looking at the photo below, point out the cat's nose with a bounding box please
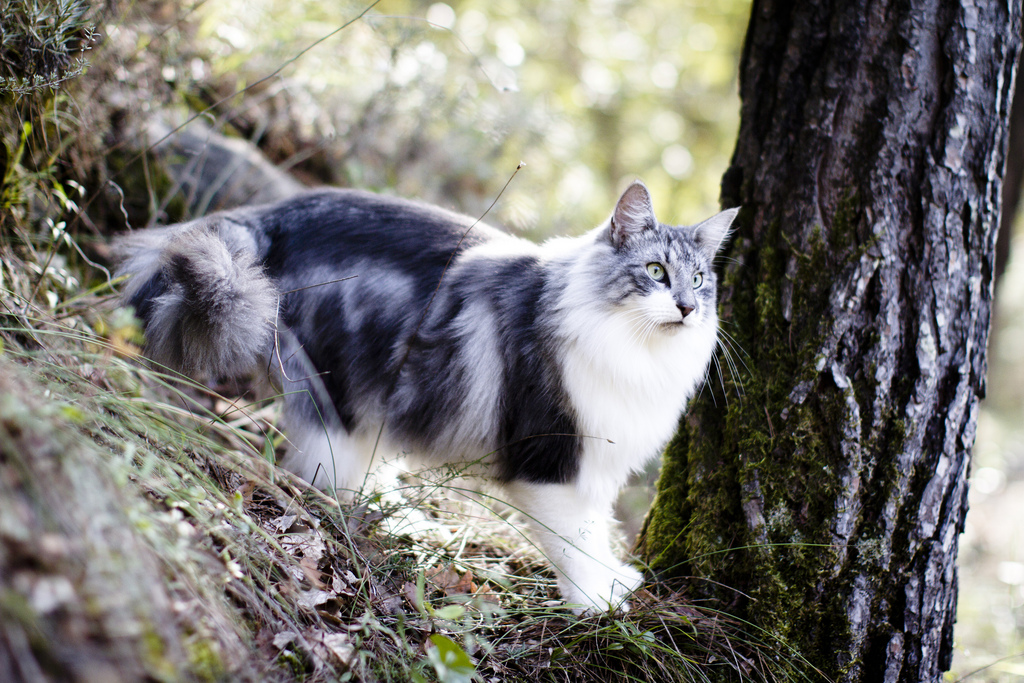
[678,304,694,318]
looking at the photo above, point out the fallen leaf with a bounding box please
[234,479,256,505]
[378,589,404,615]
[427,565,458,593]
[427,565,475,596]
[331,570,357,598]
[403,581,421,610]
[452,568,476,595]
[297,588,335,611]
[299,556,327,588]
[272,631,298,650]
[320,632,355,667]
[274,515,298,533]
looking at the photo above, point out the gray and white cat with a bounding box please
[114,181,736,612]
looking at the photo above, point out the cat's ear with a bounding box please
[692,208,739,260]
[609,181,656,249]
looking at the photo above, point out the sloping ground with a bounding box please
[0,275,808,682]
[0,357,266,681]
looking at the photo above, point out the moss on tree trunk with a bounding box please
[637,2,1022,681]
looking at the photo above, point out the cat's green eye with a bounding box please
[646,263,666,282]
[693,272,704,289]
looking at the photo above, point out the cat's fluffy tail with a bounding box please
[113,218,278,380]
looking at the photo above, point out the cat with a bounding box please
[114,180,736,612]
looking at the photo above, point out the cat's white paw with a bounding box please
[561,562,644,614]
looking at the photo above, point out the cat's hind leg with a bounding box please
[276,419,377,497]
[267,330,382,497]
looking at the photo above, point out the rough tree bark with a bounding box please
[637,2,1021,682]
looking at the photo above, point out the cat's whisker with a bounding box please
[617,309,651,325]
[631,319,657,348]
[697,367,715,405]
[710,349,728,406]
[642,317,665,345]
[717,329,752,394]
[621,310,657,328]
[699,361,715,405]
[718,328,751,366]
[622,318,652,339]
[720,345,745,397]
[712,342,742,399]
[617,309,644,320]
[620,314,647,347]
[623,311,660,348]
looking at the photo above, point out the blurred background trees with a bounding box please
[137,0,747,233]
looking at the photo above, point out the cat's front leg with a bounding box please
[502,481,643,613]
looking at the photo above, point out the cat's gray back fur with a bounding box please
[243,191,567,475]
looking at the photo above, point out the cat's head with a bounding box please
[597,180,737,337]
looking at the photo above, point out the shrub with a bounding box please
[0,0,98,96]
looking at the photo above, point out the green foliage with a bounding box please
[0,121,32,212]
[425,634,476,683]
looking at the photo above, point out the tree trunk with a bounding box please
[637,2,1021,681]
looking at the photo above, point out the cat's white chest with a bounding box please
[559,318,717,504]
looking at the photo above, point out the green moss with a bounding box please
[140,625,178,682]
[828,190,861,258]
[185,635,228,682]
[277,648,311,678]
[856,537,884,564]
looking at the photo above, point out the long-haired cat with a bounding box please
[114,181,736,612]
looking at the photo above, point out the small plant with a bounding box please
[0,0,97,95]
